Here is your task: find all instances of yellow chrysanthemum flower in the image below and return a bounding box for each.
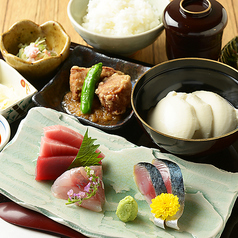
[150,193,180,220]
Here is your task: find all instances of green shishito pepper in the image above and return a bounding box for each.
[80,62,103,114]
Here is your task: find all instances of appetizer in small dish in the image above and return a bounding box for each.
[0,20,71,80]
[17,37,57,63]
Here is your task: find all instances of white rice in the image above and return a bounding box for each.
[82,0,161,36]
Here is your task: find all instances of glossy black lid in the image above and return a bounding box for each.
[163,0,227,35]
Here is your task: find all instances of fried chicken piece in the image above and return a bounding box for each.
[95,73,132,115]
[70,66,89,101]
[69,66,123,101]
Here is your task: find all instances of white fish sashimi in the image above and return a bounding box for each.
[51,166,105,212]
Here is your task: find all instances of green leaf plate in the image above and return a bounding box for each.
[0,107,237,238]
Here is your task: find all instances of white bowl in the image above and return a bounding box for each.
[67,0,170,56]
[0,114,10,150]
[0,59,38,123]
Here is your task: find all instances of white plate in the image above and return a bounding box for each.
[0,107,238,238]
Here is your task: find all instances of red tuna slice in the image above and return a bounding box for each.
[152,159,172,194]
[39,137,79,157]
[44,125,84,148]
[35,156,76,181]
[134,162,167,204]
[51,166,105,212]
[43,125,105,160]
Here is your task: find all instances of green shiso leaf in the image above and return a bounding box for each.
[68,129,101,169]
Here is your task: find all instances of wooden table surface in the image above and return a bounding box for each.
[0,0,237,65]
[0,1,238,238]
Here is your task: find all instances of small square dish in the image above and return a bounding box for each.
[0,59,38,123]
[32,44,151,131]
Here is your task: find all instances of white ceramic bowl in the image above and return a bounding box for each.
[0,114,10,151]
[67,0,170,56]
[0,59,38,123]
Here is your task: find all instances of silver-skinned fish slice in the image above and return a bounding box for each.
[133,162,167,204]
[152,158,185,230]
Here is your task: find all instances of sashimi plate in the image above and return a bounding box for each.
[0,107,238,238]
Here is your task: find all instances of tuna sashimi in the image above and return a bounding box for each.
[43,125,105,159]
[35,156,76,181]
[39,137,79,157]
[134,162,167,204]
[36,125,105,181]
[51,166,105,212]
[44,125,84,148]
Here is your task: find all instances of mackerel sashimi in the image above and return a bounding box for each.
[152,158,185,222]
[152,159,185,202]
[134,158,185,230]
[51,166,105,212]
[133,162,167,204]
[152,159,172,194]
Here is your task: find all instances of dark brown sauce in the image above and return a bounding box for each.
[62,92,123,126]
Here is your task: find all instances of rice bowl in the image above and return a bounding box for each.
[82,0,162,36]
[67,0,170,55]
